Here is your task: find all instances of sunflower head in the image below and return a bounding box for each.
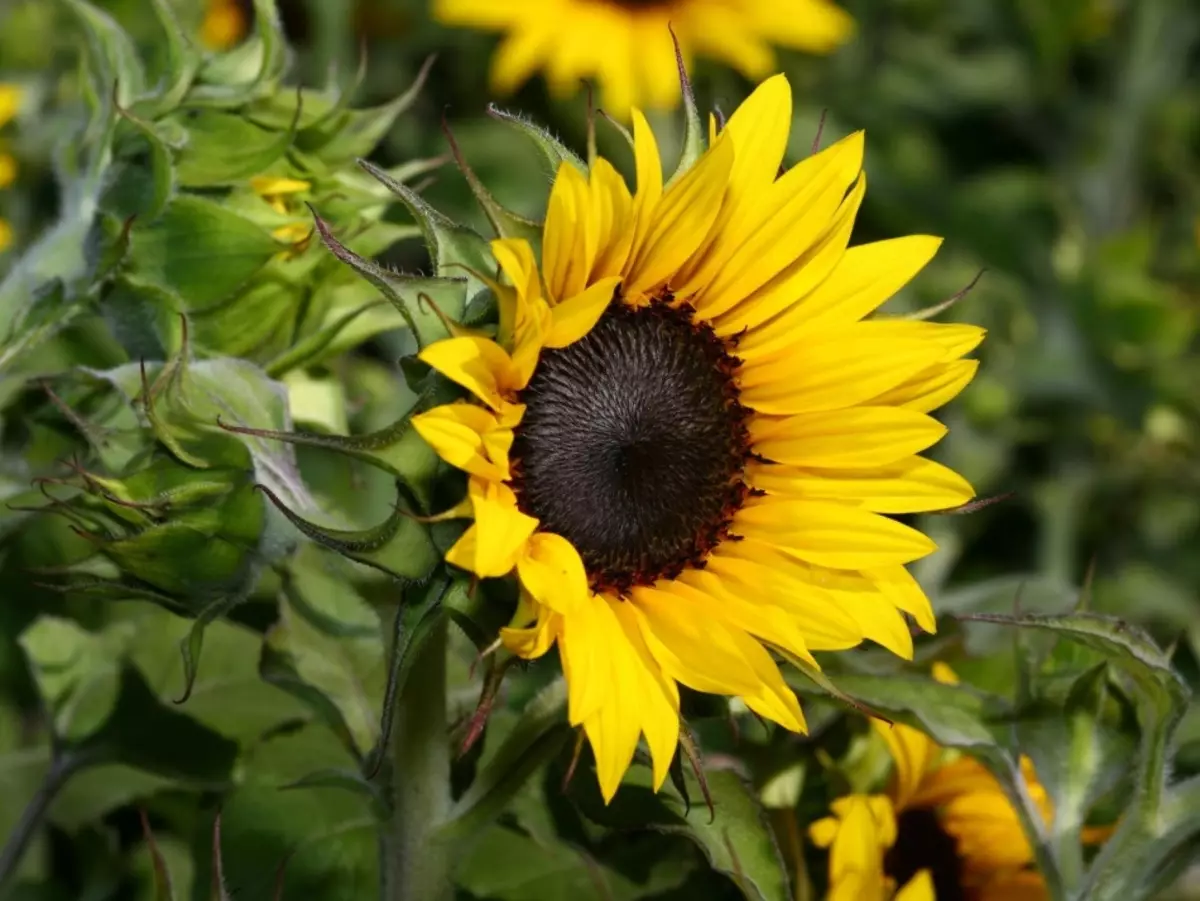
[405,63,983,803]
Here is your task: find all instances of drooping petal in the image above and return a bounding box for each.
[500,603,561,659]
[411,402,515,481]
[516,531,589,614]
[419,336,520,412]
[445,480,538,578]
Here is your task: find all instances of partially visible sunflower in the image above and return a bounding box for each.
[201,0,250,51]
[433,0,854,118]
[0,83,20,254]
[810,665,1107,901]
[414,73,983,802]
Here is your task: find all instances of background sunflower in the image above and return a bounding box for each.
[0,1,1197,900]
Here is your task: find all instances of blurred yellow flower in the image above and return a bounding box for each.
[433,0,854,118]
[810,666,1107,901]
[202,0,250,51]
[0,82,20,254]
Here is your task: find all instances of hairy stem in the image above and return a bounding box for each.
[380,613,452,901]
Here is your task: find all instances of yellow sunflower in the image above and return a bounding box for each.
[0,83,20,254]
[810,666,1106,901]
[201,0,250,51]
[433,0,854,118]
[413,74,983,802]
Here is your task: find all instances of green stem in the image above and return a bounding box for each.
[381,614,452,901]
[0,753,73,889]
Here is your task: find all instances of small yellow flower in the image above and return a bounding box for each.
[250,176,313,247]
[201,0,250,51]
[810,667,1106,900]
[413,74,982,803]
[0,82,20,254]
[434,0,855,118]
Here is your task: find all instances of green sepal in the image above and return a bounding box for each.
[443,122,543,247]
[296,57,433,166]
[171,108,297,187]
[356,159,493,297]
[486,104,587,177]
[667,30,705,186]
[310,208,469,348]
[139,0,200,116]
[256,482,439,584]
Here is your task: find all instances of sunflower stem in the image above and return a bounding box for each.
[380,608,452,901]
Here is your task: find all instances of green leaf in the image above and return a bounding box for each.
[171,111,294,186]
[569,764,790,901]
[261,591,384,758]
[119,602,307,743]
[127,196,280,307]
[441,678,572,844]
[487,104,587,177]
[63,0,146,109]
[18,617,129,743]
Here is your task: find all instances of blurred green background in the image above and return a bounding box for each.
[0,0,1197,898]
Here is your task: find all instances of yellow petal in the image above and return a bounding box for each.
[625,133,734,297]
[932,662,959,685]
[674,569,817,667]
[695,546,864,651]
[711,169,866,332]
[491,237,542,305]
[734,497,937,570]
[446,480,538,578]
[609,600,681,792]
[543,163,595,301]
[544,277,620,349]
[418,337,519,412]
[588,158,636,280]
[733,235,943,359]
[411,402,514,481]
[894,870,936,901]
[694,132,864,318]
[626,109,664,279]
[677,75,791,295]
[871,359,980,413]
[751,407,948,468]
[500,603,561,659]
[628,586,762,697]
[870,565,936,634]
[558,593,612,726]
[873,718,941,809]
[736,330,945,415]
[747,456,975,513]
[249,175,310,196]
[516,531,589,614]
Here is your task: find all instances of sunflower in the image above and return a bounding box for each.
[433,0,854,118]
[413,73,983,802]
[810,665,1104,901]
[0,83,20,254]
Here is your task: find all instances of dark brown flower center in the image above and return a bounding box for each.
[885,808,966,901]
[510,299,751,596]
